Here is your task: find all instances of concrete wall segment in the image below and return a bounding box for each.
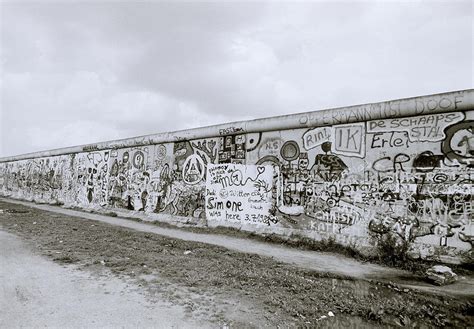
[1,89,472,162]
[1,90,473,264]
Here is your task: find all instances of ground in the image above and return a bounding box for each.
[0,199,472,328]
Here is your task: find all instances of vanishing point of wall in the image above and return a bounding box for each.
[1,90,473,264]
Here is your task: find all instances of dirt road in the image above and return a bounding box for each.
[0,230,211,328]
[4,199,392,279]
[1,199,472,327]
[2,197,473,298]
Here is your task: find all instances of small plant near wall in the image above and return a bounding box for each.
[374,232,410,267]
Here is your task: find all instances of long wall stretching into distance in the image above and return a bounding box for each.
[1,90,473,264]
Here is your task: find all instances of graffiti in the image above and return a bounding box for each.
[219,127,243,135]
[1,107,472,263]
[105,148,149,210]
[257,137,283,161]
[245,132,262,152]
[132,150,145,169]
[74,151,109,206]
[310,142,348,182]
[174,141,194,174]
[208,164,270,191]
[275,140,308,215]
[280,141,300,161]
[150,164,203,217]
[218,134,246,164]
[372,154,410,173]
[412,151,445,172]
[149,164,171,212]
[367,112,464,142]
[296,93,466,127]
[414,95,464,114]
[369,216,419,241]
[149,140,216,217]
[0,155,79,205]
[303,127,331,151]
[332,123,365,158]
[256,155,281,166]
[441,120,474,166]
[206,164,276,226]
[155,144,167,159]
[370,131,410,149]
[182,154,205,185]
[302,123,365,157]
[191,140,217,163]
[298,101,399,126]
[83,144,99,152]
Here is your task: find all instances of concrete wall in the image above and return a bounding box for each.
[1,90,473,264]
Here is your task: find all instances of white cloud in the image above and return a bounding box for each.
[26,121,122,151]
[1,1,472,157]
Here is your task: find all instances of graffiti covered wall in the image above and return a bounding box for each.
[1,90,473,263]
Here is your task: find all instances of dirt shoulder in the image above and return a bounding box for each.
[2,197,473,298]
[0,199,472,327]
[0,230,212,329]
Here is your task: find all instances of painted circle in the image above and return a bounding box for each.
[441,120,473,164]
[245,132,261,152]
[156,145,167,160]
[132,151,145,169]
[219,189,228,199]
[326,198,337,207]
[280,141,300,161]
[433,173,448,183]
[182,154,205,185]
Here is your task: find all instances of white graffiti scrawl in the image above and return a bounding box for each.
[205,164,276,226]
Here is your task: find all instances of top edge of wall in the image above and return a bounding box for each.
[1,89,473,163]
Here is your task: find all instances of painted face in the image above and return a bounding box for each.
[87,167,97,185]
[156,145,167,159]
[123,152,129,163]
[88,167,98,175]
[298,158,309,170]
[455,133,474,157]
[235,135,245,144]
[133,151,144,169]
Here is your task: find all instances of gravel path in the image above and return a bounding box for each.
[0,198,472,327]
[0,230,212,329]
[0,198,406,281]
[3,197,474,299]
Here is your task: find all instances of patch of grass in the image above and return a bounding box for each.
[370,233,473,276]
[6,198,473,274]
[375,232,410,266]
[98,210,473,274]
[120,215,144,223]
[5,209,30,214]
[53,255,79,264]
[1,199,472,328]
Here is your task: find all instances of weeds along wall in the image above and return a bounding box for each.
[1,90,473,264]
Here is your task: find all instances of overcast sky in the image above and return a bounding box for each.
[0,0,472,158]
